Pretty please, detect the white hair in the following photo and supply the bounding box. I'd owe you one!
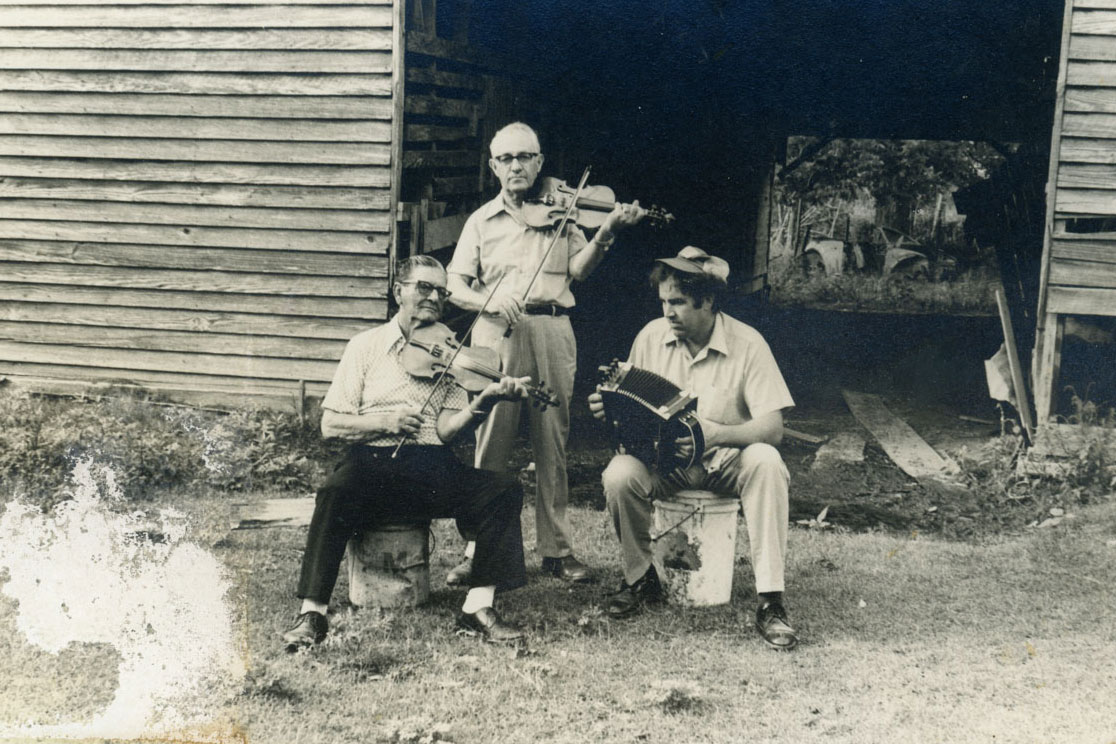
[489,122,540,156]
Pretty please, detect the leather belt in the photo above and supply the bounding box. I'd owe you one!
[524,305,569,317]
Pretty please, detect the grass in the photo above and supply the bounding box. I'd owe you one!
[4,478,1114,744]
[769,266,999,315]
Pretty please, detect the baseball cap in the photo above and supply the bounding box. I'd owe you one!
[655,246,730,283]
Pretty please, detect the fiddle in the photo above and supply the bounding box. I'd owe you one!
[400,322,559,410]
[522,176,674,230]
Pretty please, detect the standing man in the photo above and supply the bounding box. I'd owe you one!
[282,255,532,650]
[446,122,644,582]
[588,246,799,651]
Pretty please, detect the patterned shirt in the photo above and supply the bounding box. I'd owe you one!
[321,318,468,447]
[628,312,794,460]
[448,194,589,308]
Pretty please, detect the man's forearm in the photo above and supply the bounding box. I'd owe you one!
[704,412,784,448]
[436,398,493,442]
[569,231,613,281]
[320,410,393,441]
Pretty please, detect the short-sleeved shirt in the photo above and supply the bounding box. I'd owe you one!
[447,194,589,308]
[321,318,468,447]
[627,312,794,459]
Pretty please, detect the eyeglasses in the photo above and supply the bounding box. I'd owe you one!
[400,280,452,300]
[492,152,540,166]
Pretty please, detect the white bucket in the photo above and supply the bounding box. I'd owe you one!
[651,490,739,606]
[346,522,431,608]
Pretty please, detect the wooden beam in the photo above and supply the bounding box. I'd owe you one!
[0,5,393,27]
[0,158,391,188]
[405,66,485,91]
[841,390,953,480]
[1071,9,1116,34]
[405,33,482,66]
[1050,237,1116,262]
[995,288,1035,442]
[1068,61,1116,86]
[0,219,389,253]
[1059,137,1116,163]
[1057,162,1116,189]
[0,91,392,119]
[0,49,392,74]
[1049,258,1116,287]
[1055,188,1116,214]
[1069,33,1116,61]
[1064,87,1116,113]
[0,71,392,96]
[0,281,386,318]
[403,149,480,168]
[0,28,392,50]
[1033,313,1065,424]
[1046,284,1116,315]
[405,94,480,120]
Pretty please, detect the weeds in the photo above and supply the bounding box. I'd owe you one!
[0,389,338,505]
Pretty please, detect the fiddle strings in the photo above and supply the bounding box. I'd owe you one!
[391,274,509,459]
[503,166,592,339]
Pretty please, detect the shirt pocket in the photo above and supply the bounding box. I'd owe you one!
[698,384,741,424]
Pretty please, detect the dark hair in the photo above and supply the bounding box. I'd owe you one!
[396,255,445,284]
[649,263,726,311]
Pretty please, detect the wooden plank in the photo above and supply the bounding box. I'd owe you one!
[405,66,485,91]
[1073,9,1116,34]
[0,199,391,232]
[0,340,338,382]
[1,373,325,414]
[0,71,392,96]
[1077,0,1116,10]
[404,94,480,120]
[0,50,391,74]
[0,281,387,318]
[841,390,952,479]
[995,289,1035,442]
[1,301,368,339]
[1067,61,1116,86]
[386,0,403,288]
[0,178,391,211]
[0,5,393,27]
[1054,188,1116,215]
[1033,313,1065,424]
[231,497,315,529]
[1060,137,1116,163]
[0,219,389,253]
[1050,237,1116,262]
[421,212,468,253]
[1057,162,1116,189]
[402,149,480,169]
[1049,257,1116,287]
[782,426,825,445]
[1064,87,1116,114]
[0,158,391,188]
[0,262,386,297]
[1062,111,1116,138]
[0,135,391,165]
[0,115,392,143]
[0,240,389,276]
[0,92,392,119]
[1046,284,1116,315]
[0,28,391,50]
[1069,33,1116,61]
[405,33,481,65]
[0,320,347,359]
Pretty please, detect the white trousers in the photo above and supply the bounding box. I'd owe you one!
[601,443,790,594]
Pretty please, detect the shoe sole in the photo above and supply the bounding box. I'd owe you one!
[454,625,525,644]
[756,625,799,651]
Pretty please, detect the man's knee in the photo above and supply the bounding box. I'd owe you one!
[735,443,789,497]
[489,471,524,508]
[602,455,652,505]
[741,442,786,471]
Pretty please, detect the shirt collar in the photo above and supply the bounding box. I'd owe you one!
[660,312,728,358]
[480,194,511,221]
[386,315,407,351]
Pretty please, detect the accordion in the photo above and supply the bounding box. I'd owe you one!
[597,360,705,474]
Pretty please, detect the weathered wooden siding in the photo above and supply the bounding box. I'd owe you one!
[1035,0,1116,420]
[0,0,399,408]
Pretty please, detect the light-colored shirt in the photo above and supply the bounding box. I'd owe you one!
[628,312,794,457]
[447,194,589,308]
[321,318,468,447]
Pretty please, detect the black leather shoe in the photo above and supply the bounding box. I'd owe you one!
[282,611,328,652]
[446,557,473,587]
[455,607,525,644]
[755,601,798,651]
[605,566,664,618]
[542,555,591,583]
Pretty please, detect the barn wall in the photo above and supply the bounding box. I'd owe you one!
[0,0,398,408]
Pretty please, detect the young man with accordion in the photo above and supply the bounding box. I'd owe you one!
[587,246,799,651]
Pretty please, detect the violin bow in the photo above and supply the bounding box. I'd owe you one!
[391,273,509,459]
[503,165,593,339]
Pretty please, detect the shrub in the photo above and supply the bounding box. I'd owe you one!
[0,389,338,505]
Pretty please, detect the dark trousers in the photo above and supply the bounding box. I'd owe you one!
[297,444,527,604]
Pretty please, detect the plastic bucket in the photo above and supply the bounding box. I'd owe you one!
[651,490,739,606]
[346,522,430,608]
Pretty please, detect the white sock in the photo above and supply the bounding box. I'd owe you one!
[461,586,495,614]
[464,541,476,559]
[300,598,328,616]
